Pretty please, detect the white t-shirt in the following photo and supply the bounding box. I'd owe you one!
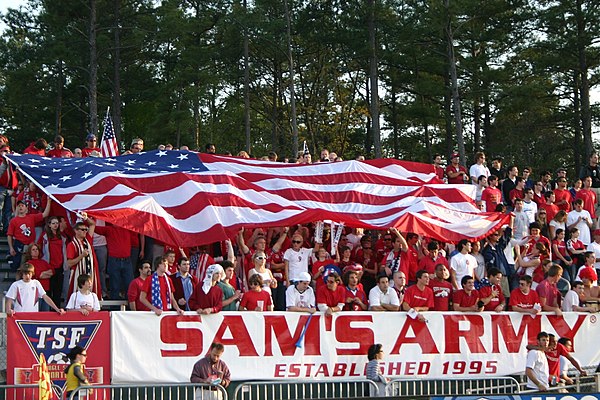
[469,164,490,184]
[285,285,315,309]
[6,279,46,312]
[549,220,566,236]
[567,209,592,245]
[562,290,581,312]
[248,268,274,295]
[66,291,101,311]
[368,285,400,309]
[450,252,477,289]
[526,349,549,389]
[283,247,313,281]
[522,201,538,223]
[587,241,600,270]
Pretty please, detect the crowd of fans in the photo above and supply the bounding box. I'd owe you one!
[2,134,600,320]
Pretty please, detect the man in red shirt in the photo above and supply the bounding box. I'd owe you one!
[127,261,152,311]
[23,138,47,156]
[554,177,572,212]
[81,134,101,157]
[418,241,448,275]
[140,255,184,316]
[536,264,563,316]
[479,268,506,312]
[576,176,597,220]
[342,270,368,311]
[539,191,560,222]
[94,223,133,300]
[509,276,541,314]
[445,153,468,184]
[317,272,345,315]
[428,263,452,311]
[452,276,483,312]
[402,269,434,321]
[8,199,51,271]
[46,135,73,158]
[528,334,587,386]
[481,175,502,212]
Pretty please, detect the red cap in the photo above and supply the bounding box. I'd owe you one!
[580,267,598,282]
[451,153,460,158]
[593,229,600,236]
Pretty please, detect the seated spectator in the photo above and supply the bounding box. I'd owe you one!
[285,272,316,313]
[575,252,598,285]
[317,272,345,315]
[428,263,452,311]
[5,263,65,316]
[140,256,184,316]
[478,268,506,312]
[509,276,541,314]
[392,270,407,305]
[567,227,586,267]
[218,261,242,311]
[402,269,434,321]
[343,270,368,311]
[172,257,198,311]
[552,228,574,280]
[46,135,73,158]
[189,264,224,314]
[66,274,100,315]
[239,274,273,311]
[127,261,152,311]
[452,276,483,312]
[368,274,399,311]
[562,281,596,312]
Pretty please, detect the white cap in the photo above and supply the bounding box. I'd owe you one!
[297,272,312,282]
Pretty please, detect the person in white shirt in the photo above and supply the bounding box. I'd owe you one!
[284,234,317,285]
[450,239,478,289]
[525,331,550,391]
[586,230,600,271]
[5,263,65,316]
[562,281,596,312]
[469,152,490,185]
[66,274,101,315]
[285,272,316,312]
[567,199,593,245]
[522,189,539,223]
[369,274,400,311]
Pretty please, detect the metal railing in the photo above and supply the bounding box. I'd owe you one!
[67,382,228,400]
[233,379,379,400]
[0,383,64,399]
[386,376,521,397]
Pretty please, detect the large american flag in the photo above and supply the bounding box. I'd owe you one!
[6,151,509,246]
[100,111,119,157]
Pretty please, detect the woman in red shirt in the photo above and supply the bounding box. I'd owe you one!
[38,216,68,307]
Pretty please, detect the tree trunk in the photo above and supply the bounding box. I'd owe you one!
[445,0,464,164]
[368,0,381,158]
[390,81,399,159]
[89,0,98,135]
[576,0,592,157]
[243,0,251,154]
[443,74,453,159]
[573,71,582,172]
[113,0,122,142]
[283,0,298,157]
[55,60,63,135]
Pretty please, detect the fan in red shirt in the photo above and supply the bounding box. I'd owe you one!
[481,175,502,212]
[342,270,368,311]
[23,138,47,156]
[428,263,452,311]
[81,134,101,157]
[317,272,345,315]
[527,334,587,384]
[509,275,541,314]
[46,135,73,158]
[478,268,506,312]
[402,269,434,322]
[239,274,273,311]
[445,153,468,184]
[452,276,483,312]
[418,241,449,275]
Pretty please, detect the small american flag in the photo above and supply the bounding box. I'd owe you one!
[100,109,119,157]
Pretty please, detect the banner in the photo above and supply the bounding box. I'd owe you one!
[111,311,600,383]
[7,312,111,396]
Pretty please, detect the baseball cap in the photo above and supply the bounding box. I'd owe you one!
[297,272,312,282]
[451,153,460,158]
[593,229,600,237]
[86,133,97,141]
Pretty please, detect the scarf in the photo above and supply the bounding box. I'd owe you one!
[151,272,172,310]
[69,236,99,299]
[202,264,224,294]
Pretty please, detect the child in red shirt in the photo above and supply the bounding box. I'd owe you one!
[239,274,273,311]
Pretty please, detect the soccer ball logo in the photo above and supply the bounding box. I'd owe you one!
[47,352,68,364]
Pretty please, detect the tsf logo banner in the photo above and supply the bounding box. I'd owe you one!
[7,312,111,392]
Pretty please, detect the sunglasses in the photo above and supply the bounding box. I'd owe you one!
[81,353,88,357]
[78,228,89,232]
[292,240,302,244]
[255,256,266,260]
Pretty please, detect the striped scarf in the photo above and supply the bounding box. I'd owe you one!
[69,236,99,298]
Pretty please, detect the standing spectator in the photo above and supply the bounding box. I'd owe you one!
[475,175,488,203]
[130,138,144,154]
[428,263,453,311]
[366,344,389,396]
[481,175,502,213]
[576,176,597,224]
[502,166,519,206]
[445,153,468,184]
[38,216,69,307]
[65,274,100,315]
[189,264,224,314]
[548,211,568,240]
[81,134,100,157]
[469,152,490,185]
[0,144,17,235]
[482,225,514,293]
[450,239,478,289]
[489,156,506,180]
[127,261,152,311]
[508,177,526,208]
[536,264,564,316]
[8,199,52,271]
[540,191,560,223]
[562,281,596,312]
[432,153,444,181]
[205,143,216,154]
[554,176,572,212]
[23,138,47,156]
[46,135,73,158]
[522,166,534,189]
[284,234,317,286]
[513,198,530,239]
[5,263,65,316]
[140,256,184,316]
[93,222,133,300]
[567,199,593,245]
[579,151,600,217]
[172,257,198,311]
[218,261,242,311]
[23,243,53,310]
[522,189,539,223]
[66,218,102,300]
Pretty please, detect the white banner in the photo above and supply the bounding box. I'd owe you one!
[111,311,600,383]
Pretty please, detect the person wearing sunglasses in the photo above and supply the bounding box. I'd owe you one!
[284,234,318,287]
[65,345,91,399]
[248,251,277,296]
[66,214,102,300]
[81,133,100,157]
